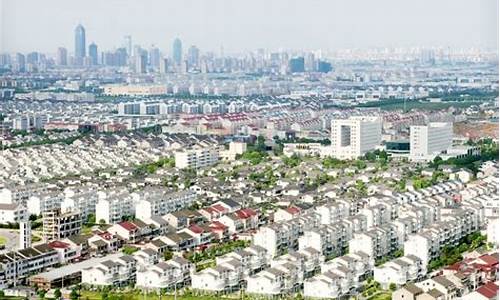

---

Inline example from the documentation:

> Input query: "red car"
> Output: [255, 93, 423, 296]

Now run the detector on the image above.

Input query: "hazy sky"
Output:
[1, 0, 498, 54]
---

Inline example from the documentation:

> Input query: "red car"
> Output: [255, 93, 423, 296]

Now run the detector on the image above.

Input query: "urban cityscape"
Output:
[0, 0, 499, 300]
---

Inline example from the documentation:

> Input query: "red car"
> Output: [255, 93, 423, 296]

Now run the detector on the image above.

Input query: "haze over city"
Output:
[1, 0, 499, 54]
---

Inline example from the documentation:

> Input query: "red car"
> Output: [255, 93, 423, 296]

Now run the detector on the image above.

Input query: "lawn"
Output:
[0, 235, 6, 245]
[368, 291, 392, 300]
[358, 99, 484, 111]
[80, 291, 223, 300]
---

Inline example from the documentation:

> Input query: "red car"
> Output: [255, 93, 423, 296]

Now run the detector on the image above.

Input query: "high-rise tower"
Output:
[172, 38, 182, 65]
[74, 24, 86, 65]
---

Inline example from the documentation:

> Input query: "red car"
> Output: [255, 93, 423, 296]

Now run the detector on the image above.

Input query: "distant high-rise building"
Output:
[317, 60, 332, 73]
[187, 45, 200, 68]
[15, 53, 26, 72]
[26, 52, 39, 64]
[0, 54, 11, 67]
[74, 24, 86, 65]
[56, 47, 68, 66]
[89, 42, 98, 65]
[135, 51, 147, 73]
[115, 48, 128, 66]
[289, 57, 305, 73]
[172, 38, 182, 65]
[149, 46, 160, 69]
[304, 52, 316, 72]
[124, 35, 132, 56]
[159, 57, 169, 74]
[420, 49, 435, 65]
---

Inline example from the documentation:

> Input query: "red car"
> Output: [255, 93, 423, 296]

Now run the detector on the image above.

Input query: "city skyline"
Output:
[1, 0, 498, 54]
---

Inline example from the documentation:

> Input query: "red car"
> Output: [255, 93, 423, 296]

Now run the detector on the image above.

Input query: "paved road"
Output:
[0, 228, 19, 253]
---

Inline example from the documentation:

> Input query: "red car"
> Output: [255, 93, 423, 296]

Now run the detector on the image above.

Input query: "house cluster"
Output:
[0, 132, 221, 185]
[0, 156, 496, 298]
[393, 252, 499, 300]
[243, 176, 497, 297]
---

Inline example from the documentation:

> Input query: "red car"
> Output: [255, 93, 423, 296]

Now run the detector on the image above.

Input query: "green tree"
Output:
[389, 283, 397, 291]
[355, 160, 367, 170]
[70, 288, 79, 300]
[86, 213, 96, 224]
[122, 245, 139, 255]
[164, 250, 173, 260]
[54, 289, 62, 299]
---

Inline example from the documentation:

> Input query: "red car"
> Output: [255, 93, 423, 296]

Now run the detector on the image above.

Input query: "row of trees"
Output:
[185, 240, 250, 268]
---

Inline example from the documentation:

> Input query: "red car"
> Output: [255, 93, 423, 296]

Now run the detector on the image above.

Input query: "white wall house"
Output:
[175, 147, 219, 169]
[81, 255, 137, 287]
[0, 203, 28, 224]
[374, 255, 424, 288]
[136, 257, 194, 289]
[135, 189, 196, 220]
[96, 192, 136, 224]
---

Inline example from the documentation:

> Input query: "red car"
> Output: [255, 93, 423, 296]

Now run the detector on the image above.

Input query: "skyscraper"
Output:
[172, 38, 182, 65]
[124, 35, 132, 56]
[135, 50, 147, 73]
[149, 46, 160, 69]
[304, 52, 316, 72]
[56, 47, 68, 66]
[115, 48, 128, 66]
[187, 45, 200, 69]
[159, 57, 169, 74]
[15, 53, 26, 72]
[74, 24, 86, 65]
[317, 60, 332, 73]
[289, 57, 305, 73]
[89, 42, 98, 65]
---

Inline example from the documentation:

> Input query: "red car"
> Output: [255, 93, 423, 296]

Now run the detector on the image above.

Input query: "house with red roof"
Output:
[218, 208, 259, 235]
[208, 221, 229, 240]
[108, 221, 139, 243]
[88, 231, 120, 256]
[462, 282, 499, 300]
[199, 206, 226, 221]
[48, 240, 81, 264]
[107, 220, 152, 244]
[184, 224, 214, 247]
[274, 206, 302, 222]
[198, 199, 242, 221]
[443, 252, 499, 290]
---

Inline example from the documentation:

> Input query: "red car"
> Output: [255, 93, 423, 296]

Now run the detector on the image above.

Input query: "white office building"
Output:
[409, 122, 453, 161]
[330, 116, 381, 159]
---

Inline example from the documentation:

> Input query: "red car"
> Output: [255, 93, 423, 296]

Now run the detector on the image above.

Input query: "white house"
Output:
[81, 255, 137, 287]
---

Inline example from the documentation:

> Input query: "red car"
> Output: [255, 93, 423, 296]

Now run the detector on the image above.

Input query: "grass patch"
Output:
[80, 291, 222, 300]
[358, 99, 485, 111]
[0, 235, 6, 245]
[368, 291, 392, 300]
